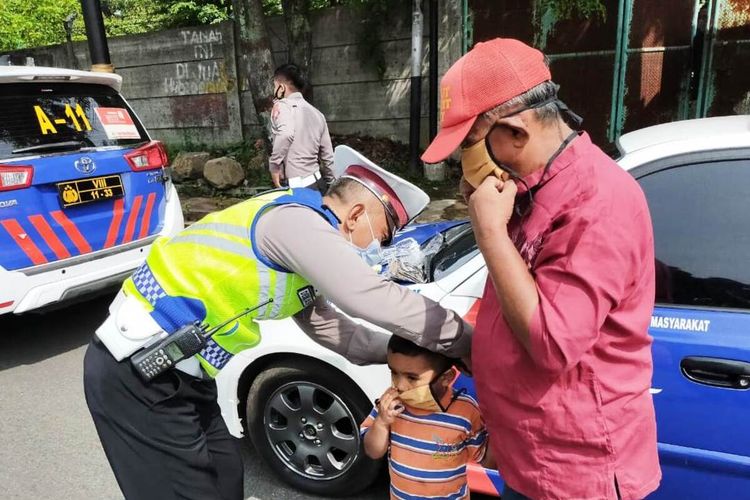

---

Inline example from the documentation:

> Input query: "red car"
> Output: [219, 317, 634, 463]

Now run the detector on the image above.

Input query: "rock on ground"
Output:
[204, 157, 246, 189]
[171, 152, 210, 182]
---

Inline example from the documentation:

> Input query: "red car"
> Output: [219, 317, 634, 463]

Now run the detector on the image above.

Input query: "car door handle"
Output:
[680, 356, 750, 389]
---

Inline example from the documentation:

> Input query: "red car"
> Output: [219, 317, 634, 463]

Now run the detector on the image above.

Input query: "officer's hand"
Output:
[271, 171, 283, 188]
[374, 388, 403, 428]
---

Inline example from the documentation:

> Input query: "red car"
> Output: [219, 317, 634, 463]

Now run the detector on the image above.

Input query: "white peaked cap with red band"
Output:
[333, 145, 430, 230]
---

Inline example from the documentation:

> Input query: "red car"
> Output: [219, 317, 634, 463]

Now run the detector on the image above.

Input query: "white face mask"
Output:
[348, 211, 383, 267]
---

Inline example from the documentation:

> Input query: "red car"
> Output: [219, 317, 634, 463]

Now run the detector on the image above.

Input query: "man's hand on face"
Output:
[468, 175, 517, 239]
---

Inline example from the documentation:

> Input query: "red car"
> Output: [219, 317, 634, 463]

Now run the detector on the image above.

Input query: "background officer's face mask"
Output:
[349, 211, 383, 267]
[460, 139, 506, 189]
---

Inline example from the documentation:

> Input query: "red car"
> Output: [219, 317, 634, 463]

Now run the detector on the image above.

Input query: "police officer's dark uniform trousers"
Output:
[84, 337, 243, 499]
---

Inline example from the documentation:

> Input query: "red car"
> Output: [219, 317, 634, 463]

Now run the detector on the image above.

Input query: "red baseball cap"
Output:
[421, 38, 551, 164]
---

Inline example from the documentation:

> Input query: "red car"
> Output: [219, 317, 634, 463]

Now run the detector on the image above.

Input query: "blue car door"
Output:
[634, 153, 750, 499]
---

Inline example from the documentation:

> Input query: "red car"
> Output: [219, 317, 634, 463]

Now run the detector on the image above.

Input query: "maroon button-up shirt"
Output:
[473, 132, 661, 500]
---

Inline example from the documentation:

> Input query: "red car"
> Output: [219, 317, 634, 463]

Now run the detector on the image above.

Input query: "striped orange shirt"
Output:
[360, 388, 487, 500]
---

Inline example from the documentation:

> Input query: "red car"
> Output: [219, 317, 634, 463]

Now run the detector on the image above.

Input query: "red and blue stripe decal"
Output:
[467, 462, 504, 496]
[0, 193, 160, 270]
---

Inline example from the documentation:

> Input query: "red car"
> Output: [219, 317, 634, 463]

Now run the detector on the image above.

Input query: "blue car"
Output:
[0, 66, 183, 315]
[217, 117, 750, 498]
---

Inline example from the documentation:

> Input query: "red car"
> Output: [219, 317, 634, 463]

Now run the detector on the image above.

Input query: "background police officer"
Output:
[269, 63, 335, 193]
[83, 146, 472, 500]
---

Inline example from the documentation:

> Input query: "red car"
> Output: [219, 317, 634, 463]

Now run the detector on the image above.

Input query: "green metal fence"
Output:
[466, 0, 750, 148]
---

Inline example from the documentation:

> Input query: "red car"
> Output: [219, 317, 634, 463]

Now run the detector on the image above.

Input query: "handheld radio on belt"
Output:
[130, 299, 272, 382]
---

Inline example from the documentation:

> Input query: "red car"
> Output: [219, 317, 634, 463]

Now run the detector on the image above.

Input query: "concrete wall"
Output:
[3, 2, 463, 147]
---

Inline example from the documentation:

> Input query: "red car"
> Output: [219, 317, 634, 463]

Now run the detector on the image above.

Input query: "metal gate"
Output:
[696, 0, 750, 117]
[466, 0, 750, 148]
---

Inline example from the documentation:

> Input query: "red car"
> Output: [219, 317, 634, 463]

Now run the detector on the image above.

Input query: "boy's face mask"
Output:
[396, 369, 454, 412]
[398, 383, 444, 412]
[460, 139, 506, 189]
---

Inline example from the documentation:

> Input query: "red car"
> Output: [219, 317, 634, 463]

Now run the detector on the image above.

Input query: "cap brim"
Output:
[421, 116, 477, 164]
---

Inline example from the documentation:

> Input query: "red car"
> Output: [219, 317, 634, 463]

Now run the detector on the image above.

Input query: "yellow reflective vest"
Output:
[121, 188, 339, 378]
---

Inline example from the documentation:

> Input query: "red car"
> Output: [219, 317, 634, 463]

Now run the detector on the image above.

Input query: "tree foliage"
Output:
[0, 0, 356, 51]
[0, 0, 84, 51]
[532, 0, 607, 49]
[102, 0, 231, 37]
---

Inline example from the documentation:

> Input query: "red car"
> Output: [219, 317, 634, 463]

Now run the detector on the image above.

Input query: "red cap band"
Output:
[342, 165, 408, 229]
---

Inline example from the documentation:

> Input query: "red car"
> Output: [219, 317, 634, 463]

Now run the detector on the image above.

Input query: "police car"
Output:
[0, 66, 183, 315]
[216, 115, 750, 498]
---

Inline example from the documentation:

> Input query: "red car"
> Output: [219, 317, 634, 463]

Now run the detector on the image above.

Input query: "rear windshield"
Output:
[0, 82, 148, 159]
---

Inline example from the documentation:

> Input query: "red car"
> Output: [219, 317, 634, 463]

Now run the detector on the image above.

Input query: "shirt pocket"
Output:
[537, 365, 615, 464]
[532, 367, 617, 499]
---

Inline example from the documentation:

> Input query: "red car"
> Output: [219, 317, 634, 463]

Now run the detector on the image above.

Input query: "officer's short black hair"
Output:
[387, 335, 454, 374]
[325, 177, 369, 202]
[274, 63, 307, 92]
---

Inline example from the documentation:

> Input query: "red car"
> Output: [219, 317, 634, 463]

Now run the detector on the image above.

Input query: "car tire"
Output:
[245, 359, 382, 497]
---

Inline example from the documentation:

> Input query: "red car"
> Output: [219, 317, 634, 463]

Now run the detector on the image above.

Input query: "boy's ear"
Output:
[440, 366, 457, 385]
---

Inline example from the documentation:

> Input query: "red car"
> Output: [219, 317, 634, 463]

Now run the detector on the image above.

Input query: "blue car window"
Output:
[1, 82, 147, 159]
[639, 159, 750, 309]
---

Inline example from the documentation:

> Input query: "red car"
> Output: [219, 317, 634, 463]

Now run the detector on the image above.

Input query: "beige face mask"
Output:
[460, 139, 507, 189]
[397, 383, 443, 412]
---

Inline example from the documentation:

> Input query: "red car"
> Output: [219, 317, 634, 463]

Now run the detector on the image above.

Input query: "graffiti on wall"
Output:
[163, 28, 229, 96]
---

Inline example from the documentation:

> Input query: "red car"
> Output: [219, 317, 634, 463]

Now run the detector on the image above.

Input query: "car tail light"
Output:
[125, 141, 169, 171]
[0, 165, 33, 191]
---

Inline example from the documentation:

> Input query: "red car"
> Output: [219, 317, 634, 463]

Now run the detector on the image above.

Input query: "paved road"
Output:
[0, 294, 389, 500]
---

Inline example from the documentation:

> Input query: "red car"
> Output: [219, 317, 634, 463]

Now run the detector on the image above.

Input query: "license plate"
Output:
[58, 175, 124, 208]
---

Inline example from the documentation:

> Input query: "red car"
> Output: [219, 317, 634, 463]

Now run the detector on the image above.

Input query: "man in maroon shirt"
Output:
[422, 38, 661, 500]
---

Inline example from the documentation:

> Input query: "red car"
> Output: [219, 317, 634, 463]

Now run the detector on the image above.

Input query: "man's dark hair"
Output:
[274, 63, 307, 93]
[387, 335, 454, 374]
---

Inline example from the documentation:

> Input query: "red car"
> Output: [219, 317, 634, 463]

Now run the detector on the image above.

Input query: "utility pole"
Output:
[428, 0, 438, 141]
[409, 0, 424, 176]
[80, 0, 114, 72]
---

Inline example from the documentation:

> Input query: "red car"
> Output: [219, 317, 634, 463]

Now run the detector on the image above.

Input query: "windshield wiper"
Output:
[12, 141, 85, 155]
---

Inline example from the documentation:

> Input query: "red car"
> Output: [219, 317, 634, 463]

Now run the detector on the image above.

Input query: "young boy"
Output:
[361, 335, 488, 499]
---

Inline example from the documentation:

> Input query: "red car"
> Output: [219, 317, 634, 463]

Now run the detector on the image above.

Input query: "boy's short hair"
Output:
[387, 335, 454, 374]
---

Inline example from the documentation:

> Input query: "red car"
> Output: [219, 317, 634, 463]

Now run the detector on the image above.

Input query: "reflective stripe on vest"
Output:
[121, 188, 338, 378]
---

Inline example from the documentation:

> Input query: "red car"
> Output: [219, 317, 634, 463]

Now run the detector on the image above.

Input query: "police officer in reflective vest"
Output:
[83, 146, 473, 500]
